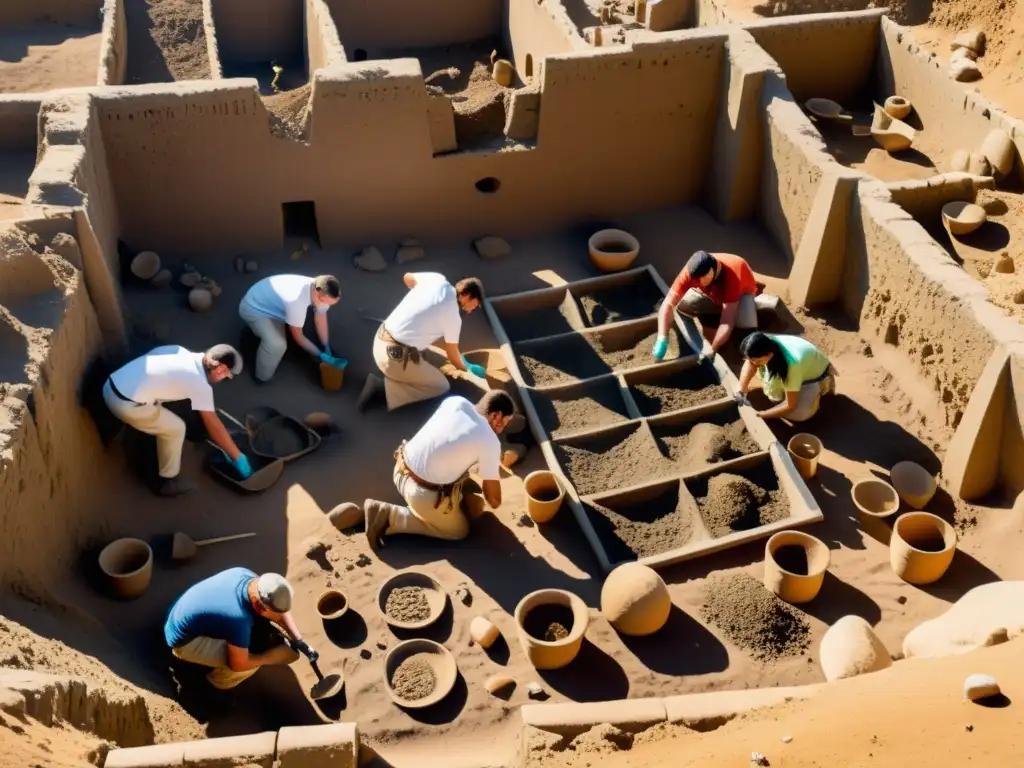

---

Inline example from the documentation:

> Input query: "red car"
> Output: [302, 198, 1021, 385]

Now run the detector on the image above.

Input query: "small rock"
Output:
[964, 673, 1000, 701]
[245, 260, 258, 273]
[150, 269, 172, 289]
[527, 681, 548, 700]
[781, 736, 793, 744]
[995, 253, 1015, 274]
[897, 595, 908, 605]
[180, 271, 202, 288]
[951, 29, 985, 55]
[966, 724, 974, 732]
[355, 553, 372, 568]
[182, 262, 197, 274]
[304, 411, 333, 430]
[376, 641, 387, 651]
[950, 47, 977, 63]
[395, 244, 426, 265]
[517, 514, 535, 528]
[345, 563, 355, 571]
[235, 256, 246, 273]
[751, 752, 769, 767]
[360, 649, 372, 660]
[948, 149, 970, 173]
[470, 616, 500, 648]
[353, 246, 387, 272]
[950, 58, 982, 83]
[473, 236, 512, 260]
[454, 584, 472, 605]
[485, 674, 516, 696]
[188, 288, 213, 313]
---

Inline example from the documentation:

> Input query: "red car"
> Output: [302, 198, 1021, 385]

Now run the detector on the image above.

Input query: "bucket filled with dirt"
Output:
[378, 571, 448, 630]
[384, 639, 458, 708]
[524, 470, 565, 523]
[763, 530, 830, 604]
[98, 538, 153, 600]
[514, 588, 589, 670]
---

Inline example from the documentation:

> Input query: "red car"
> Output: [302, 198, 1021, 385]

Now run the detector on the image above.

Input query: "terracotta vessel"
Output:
[98, 538, 153, 599]
[524, 470, 564, 523]
[890, 511, 956, 585]
[763, 530, 830, 604]
[787, 433, 822, 480]
[514, 589, 589, 670]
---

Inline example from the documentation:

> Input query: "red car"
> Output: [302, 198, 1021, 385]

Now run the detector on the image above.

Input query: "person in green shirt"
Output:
[735, 332, 834, 421]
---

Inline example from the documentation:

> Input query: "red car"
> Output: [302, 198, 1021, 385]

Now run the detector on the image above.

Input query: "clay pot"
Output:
[317, 589, 349, 620]
[890, 511, 957, 585]
[98, 538, 153, 599]
[883, 95, 912, 120]
[130, 251, 161, 281]
[514, 589, 589, 670]
[851, 478, 899, 519]
[188, 288, 213, 312]
[524, 471, 564, 523]
[889, 461, 936, 509]
[787, 433, 822, 480]
[870, 103, 915, 153]
[763, 531, 830, 604]
[492, 59, 514, 87]
[377, 571, 448, 631]
[601, 563, 671, 636]
[942, 201, 987, 236]
[320, 361, 345, 391]
[588, 229, 640, 272]
[384, 639, 458, 709]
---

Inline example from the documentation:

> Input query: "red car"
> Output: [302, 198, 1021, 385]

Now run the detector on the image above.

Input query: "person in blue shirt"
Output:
[164, 568, 312, 690]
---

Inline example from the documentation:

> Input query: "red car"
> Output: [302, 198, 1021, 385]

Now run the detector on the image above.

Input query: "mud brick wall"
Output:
[325, 0, 503, 51]
[504, 0, 582, 77]
[97, 0, 126, 86]
[306, 0, 346, 70]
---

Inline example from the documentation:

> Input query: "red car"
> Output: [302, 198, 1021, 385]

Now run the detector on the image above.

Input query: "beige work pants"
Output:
[103, 380, 185, 478]
[239, 302, 288, 382]
[388, 459, 469, 541]
[372, 332, 450, 411]
[171, 636, 259, 690]
[679, 289, 758, 329]
[787, 374, 835, 422]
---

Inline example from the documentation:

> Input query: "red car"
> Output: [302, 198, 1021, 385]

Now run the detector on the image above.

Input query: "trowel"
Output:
[171, 531, 257, 562]
[289, 639, 345, 701]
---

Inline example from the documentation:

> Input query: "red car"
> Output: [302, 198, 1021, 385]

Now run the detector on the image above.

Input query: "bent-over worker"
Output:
[653, 250, 761, 362]
[103, 344, 249, 497]
[356, 272, 486, 412]
[164, 569, 313, 690]
[331, 391, 516, 544]
[238, 274, 342, 382]
[735, 332, 835, 421]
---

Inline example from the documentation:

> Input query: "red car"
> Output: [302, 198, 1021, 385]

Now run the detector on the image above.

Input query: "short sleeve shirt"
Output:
[402, 396, 502, 484]
[163, 567, 257, 648]
[668, 253, 758, 307]
[240, 275, 322, 328]
[762, 334, 831, 392]
[109, 345, 215, 412]
[384, 272, 462, 350]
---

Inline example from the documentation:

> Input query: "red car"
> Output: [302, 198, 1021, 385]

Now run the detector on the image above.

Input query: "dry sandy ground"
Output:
[536, 636, 1024, 767]
[124, 0, 211, 84]
[0, 24, 101, 94]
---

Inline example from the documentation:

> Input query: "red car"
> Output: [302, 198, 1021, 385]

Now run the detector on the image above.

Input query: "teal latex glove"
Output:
[323, 344, 332, 357]
[462, 356, 486, 378]
[652, 335, 669, 361]
[233, 454, 253, 479]
[320, 352, 348, 368]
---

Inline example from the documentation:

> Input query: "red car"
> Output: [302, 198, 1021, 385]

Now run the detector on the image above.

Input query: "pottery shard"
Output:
[485, 675, 515, 696]
[470, 616, 500, 648]
[981, 129, 1015, 177]
[473, 236, 512, 260]
[968, 152, 992, 177]
[395, 244, 426, 265]
[950, 58, 982, 82]
[964, 673, 1000, 700]
[353, 246, 387, 272]
[819, 615, 891, 682]
[903, 581, 1024, 660]
[951, 29, 985, 55]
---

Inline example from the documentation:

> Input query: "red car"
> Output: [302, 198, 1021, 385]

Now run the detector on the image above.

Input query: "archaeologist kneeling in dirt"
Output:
[357, 272, 486, 412]
[103, 344, 250, 497]
[653, 250, 769, 362]
[238, 274, 343, 382]
[735, 332, 835, 421]
[331, 391, 517, 544]
[165, 569, 313, 691]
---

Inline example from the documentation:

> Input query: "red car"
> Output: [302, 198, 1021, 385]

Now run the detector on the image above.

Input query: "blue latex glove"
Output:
[652, 335, 669, 361]
[462, 356, 486, 378]
[320, 352, 348, 368]
[233, 454, 253, 479]
[323, 343, 332, 357]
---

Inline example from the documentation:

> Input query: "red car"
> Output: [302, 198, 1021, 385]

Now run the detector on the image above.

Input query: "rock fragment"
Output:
[473, 236, 512, 260]
[951, 29, 985, 55]
[950, 58, 982, 82]
[964, 673, 1000, 701]
[353, 246, 387, 272]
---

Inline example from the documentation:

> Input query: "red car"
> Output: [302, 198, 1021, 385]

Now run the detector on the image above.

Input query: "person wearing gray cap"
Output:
[103, 343, 251, 497]
[164, 568, 313, 690]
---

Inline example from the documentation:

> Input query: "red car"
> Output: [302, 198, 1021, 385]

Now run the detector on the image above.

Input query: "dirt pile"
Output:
[536, 379, 629, 437]
[265, 84, 312, 141]
[385, 587, 431, 623]
[556, 426, 672, 495]
[390, 654, 437, 701]
[137, 0, 210, 82]
[597, 330, 679, 371]
[698, 473, 789, 536]
[631, 366, 727, 416]
[571, 723, 634, 754]
[658, 419, 760, 467]
[523, 604, 575, 642]
[700, 574, 811, 662]
[589, 485, 696, 559]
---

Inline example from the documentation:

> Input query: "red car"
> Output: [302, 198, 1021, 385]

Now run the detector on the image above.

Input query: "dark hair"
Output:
[206, 344, 243, 375]
[739, 332, 787, 382]
[455, 277, 484, 304]
[684, 250, 719, 282]
[475, 390, 516, 419]
[314, 275, 341, 299]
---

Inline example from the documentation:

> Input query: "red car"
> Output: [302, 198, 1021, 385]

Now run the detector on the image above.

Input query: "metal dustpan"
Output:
[206, 428, 284, 493]
[222, 407, 322, 463]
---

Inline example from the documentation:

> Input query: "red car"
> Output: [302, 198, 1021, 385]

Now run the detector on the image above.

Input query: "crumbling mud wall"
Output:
[210, 0, 304, 65]
[325, 0, 503, 52]
[504, 0, 584, 73]
[93, 30, 725, 252]
[0, 0, 103, 27]
[97, 0, 126, 86]
[306, 0, 346, 71]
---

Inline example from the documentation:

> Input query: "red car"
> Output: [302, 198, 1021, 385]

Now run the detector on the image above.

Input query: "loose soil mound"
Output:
[534, 378, 630, 438]
[125, 0, 211, 84]
[517, 335, 608, 386]
[556, 426, 672, 496]
[577, 280, 663, 326]
[631, 364, 727, 416]
[523, 603, 575, 641]
[385, 587, 431, 623]
[391, 653, 436, 701]
[656, 418, 759, 469]
[265, 84, 312, 141]
[696, 471, 789, 537]
[596, 330, 680, 372]
[587, 484, 696, 559]
[700, 573, 811, 662]
[570, 723, 635, 754]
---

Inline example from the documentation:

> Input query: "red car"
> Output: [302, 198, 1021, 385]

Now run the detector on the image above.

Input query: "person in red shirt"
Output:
[653, 250, 760, 361]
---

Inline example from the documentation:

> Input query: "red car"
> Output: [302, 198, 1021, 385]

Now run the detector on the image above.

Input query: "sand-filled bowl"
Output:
[890, 511, 957, 585]
[764, 530, 830, 604]
[130, 251, 161, 281]
[588, 229, 640, 272]
[524, 470, 565, 524]
[317, 589, 349, 620]
[98, 538, 153, 599]
[514, 588, 590, 670]
[851, 478, 900, 519]
[942, 201, 987, 236]
[378, 571, 448, 631]
[890, 461, 937, 509]
[383, 638, 458, 709]
[787, 433, 822, 480]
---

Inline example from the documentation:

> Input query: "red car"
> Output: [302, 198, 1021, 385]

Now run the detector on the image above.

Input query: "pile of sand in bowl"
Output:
[391, 653, 437, 701]
[385, 587, 431, 623]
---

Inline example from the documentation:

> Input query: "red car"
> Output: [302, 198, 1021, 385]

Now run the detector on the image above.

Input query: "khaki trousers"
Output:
[372, 333, 450, 411]
[679, 289, 758, 329]
[239, 302, 288, 382]
[171, 636, 259, 690]
[103, 380, 185, 478]
[388, 459, 470, 541]
[787, 374, 835, 422]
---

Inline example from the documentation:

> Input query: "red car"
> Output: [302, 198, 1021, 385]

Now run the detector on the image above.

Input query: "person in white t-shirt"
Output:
[329, 392, 516, 544]
[356, 273, 486, 412]
[103, 344, 249, 497]
[238, 274, 342, 382]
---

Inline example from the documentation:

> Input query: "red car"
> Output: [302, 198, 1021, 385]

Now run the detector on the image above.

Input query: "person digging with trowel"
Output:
[238, 274, 344, 382]
[103, 344, 251, 497]
[356, 272, 487, 412]
[653, 250, 775, 363]
[165, 569, 315, 691]
[331, 390, 517, 544]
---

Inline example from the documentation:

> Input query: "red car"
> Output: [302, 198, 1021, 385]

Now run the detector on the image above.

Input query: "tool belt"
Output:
[395, 441, 466, 510]
[378, 325, 420, 370]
